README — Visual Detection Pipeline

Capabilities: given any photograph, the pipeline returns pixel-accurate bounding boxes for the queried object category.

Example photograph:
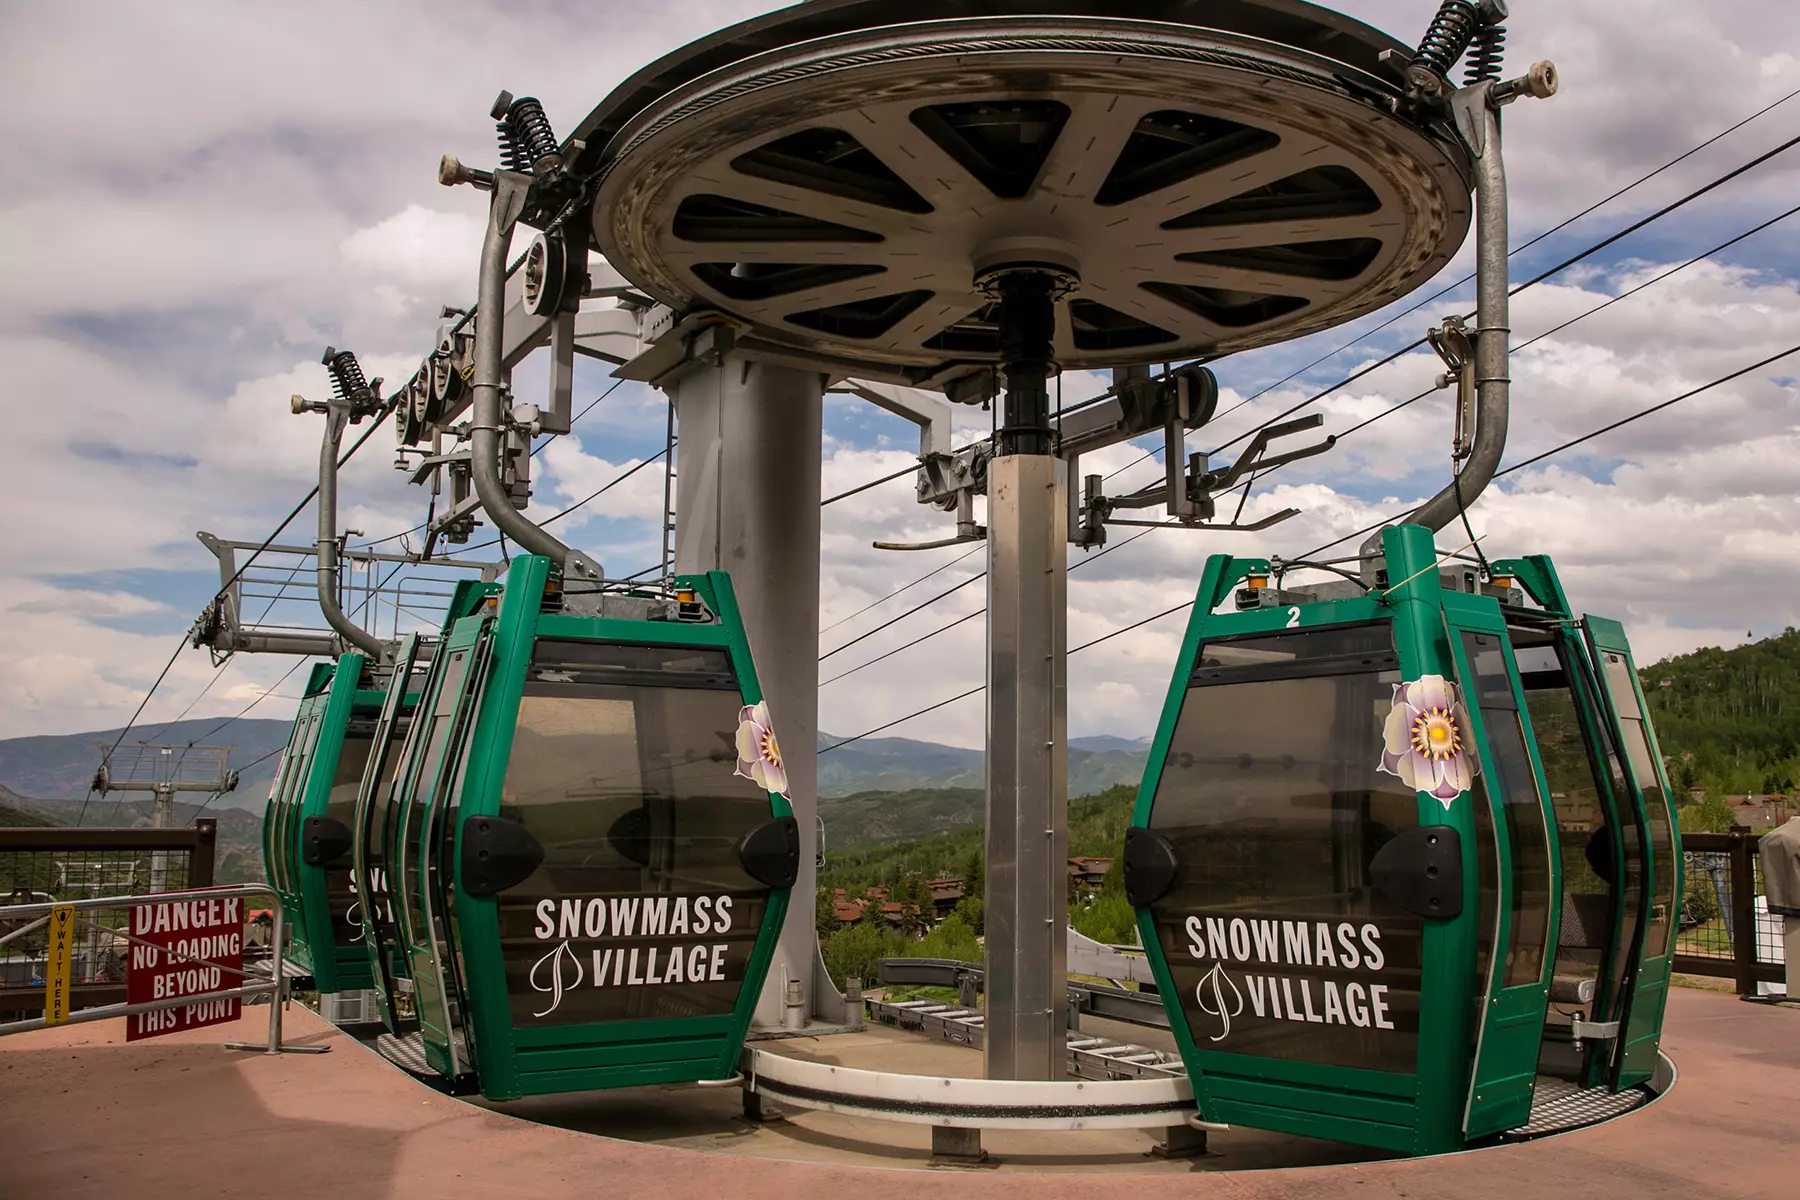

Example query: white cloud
[2,0,1799,753]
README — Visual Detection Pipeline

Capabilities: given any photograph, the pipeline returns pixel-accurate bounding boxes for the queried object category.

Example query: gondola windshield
[322,732,374,945]
[1142,623,1425,1073]
[498,639,775,1027]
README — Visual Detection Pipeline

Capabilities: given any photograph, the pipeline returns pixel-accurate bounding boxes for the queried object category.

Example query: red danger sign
[125,894,244,1042]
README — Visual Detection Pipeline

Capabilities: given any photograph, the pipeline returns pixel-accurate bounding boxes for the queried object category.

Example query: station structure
[12,0,1798,1184]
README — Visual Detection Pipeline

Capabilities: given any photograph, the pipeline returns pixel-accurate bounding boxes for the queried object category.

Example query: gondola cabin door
[1441,598,1561,1138]
[351,632,424,1033]
[1126,543,1465,1154]
[392,622,489,1079]
[1582,617,1681,1088]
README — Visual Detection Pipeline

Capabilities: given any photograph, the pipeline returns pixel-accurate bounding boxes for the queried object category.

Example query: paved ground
[1,988,1793,1199]
[482,1015,1389,1173]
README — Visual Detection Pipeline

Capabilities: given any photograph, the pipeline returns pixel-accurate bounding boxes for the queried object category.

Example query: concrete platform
[1,988,1794,1199]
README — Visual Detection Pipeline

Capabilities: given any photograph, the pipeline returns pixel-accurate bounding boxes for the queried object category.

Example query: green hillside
[821,784,1135,894]
[1642,627,1800,796]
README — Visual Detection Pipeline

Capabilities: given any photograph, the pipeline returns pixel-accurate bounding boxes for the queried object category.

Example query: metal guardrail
[0,884,326,1056]
[875,956,1171,1029]
[740,1043,1199,1130]
[865,997,1185,1081]
[1677,831,1784,994]
[0,822,218,1014]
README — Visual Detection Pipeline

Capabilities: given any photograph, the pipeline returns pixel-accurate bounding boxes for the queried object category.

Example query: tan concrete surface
[1,988,1794,1200]
[483,1020,1388,1172]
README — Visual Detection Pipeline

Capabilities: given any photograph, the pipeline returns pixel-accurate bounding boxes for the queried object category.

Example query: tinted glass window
[398,649,473,952]
[1593,719,1643,1022]
[1517,637,1621,1020]
[264,737,297,892]
[321,735,373,947]
[277,714,321,895]
[1470,766,1499,1016]
[355,719,410,952]
[1603,653,1675,958]
[495,640,774,1029]
[1147,627,1423,1073]
[1461,632,1552,989]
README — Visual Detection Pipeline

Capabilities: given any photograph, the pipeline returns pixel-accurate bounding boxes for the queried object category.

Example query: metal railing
[0,884,325,1055]
[1677,831,1784,994]
[0,822,217,1014]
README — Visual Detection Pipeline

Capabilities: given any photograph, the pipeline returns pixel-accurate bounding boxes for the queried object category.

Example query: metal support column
[666,356,824,1030]
[982,267,1070,1081]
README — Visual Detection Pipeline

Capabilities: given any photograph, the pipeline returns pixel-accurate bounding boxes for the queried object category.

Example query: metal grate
[375,1030,433,1075]
[1681,847,1735,961]
[1504,1075,1653,1140]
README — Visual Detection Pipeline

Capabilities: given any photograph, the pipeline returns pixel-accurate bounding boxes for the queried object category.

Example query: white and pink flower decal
[734,700,790,798]
[1379,674,1478,808]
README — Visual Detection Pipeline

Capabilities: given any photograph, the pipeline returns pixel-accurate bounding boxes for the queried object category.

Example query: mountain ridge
[0,721,1151,811]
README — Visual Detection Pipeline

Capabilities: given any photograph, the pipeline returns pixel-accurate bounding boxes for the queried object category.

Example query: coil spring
[1464,22,1506,86]
[1412,0,1479,77]
[321,346,368,404]
[494,95,559,174]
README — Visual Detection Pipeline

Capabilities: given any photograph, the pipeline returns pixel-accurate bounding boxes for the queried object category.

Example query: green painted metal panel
[352,633,423,1032]
[1131,527,1493,1157]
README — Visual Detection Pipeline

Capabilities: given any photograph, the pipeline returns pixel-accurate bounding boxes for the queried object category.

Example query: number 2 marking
[1286,607,1301,628]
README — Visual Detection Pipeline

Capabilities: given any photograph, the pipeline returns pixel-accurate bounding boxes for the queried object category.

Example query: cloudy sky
[2,0,1797,754]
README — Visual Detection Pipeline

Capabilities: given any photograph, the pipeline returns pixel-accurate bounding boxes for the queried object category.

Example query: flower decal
[734,701,790,798]
[1380,674,1478,808]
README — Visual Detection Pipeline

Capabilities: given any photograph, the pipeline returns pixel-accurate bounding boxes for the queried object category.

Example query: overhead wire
[105,93,1800,796]
[816,191,1800,691]
[79,407,394,825]
[1294,340,1800,567]
[816,110,1800,656]
[818,477,1254,689]
[820,341,1800,753]
[1190,81,1800,436]
[358,378,630,551]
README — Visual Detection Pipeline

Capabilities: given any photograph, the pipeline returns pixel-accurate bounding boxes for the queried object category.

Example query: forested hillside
[1642,627,1800,796]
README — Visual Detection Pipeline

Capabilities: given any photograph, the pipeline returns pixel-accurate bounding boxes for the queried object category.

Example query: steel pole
[666,356,824,1029]
[983,453,1068,1079]
[983,268,1070,1081]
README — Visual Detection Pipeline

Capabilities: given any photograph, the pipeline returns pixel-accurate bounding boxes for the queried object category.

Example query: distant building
[927,877,965,919]
[828,858,1118,929]
[1726,795,1796,832]
[1068,857,1112,891]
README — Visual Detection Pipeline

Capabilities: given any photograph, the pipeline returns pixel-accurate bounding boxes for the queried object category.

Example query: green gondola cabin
[1124,524,1681,1154]
[262,654,416,996]
[367,558,796,1099]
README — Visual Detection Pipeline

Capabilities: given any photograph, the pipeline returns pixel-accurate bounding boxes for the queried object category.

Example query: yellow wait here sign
[45,904,76,1025]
